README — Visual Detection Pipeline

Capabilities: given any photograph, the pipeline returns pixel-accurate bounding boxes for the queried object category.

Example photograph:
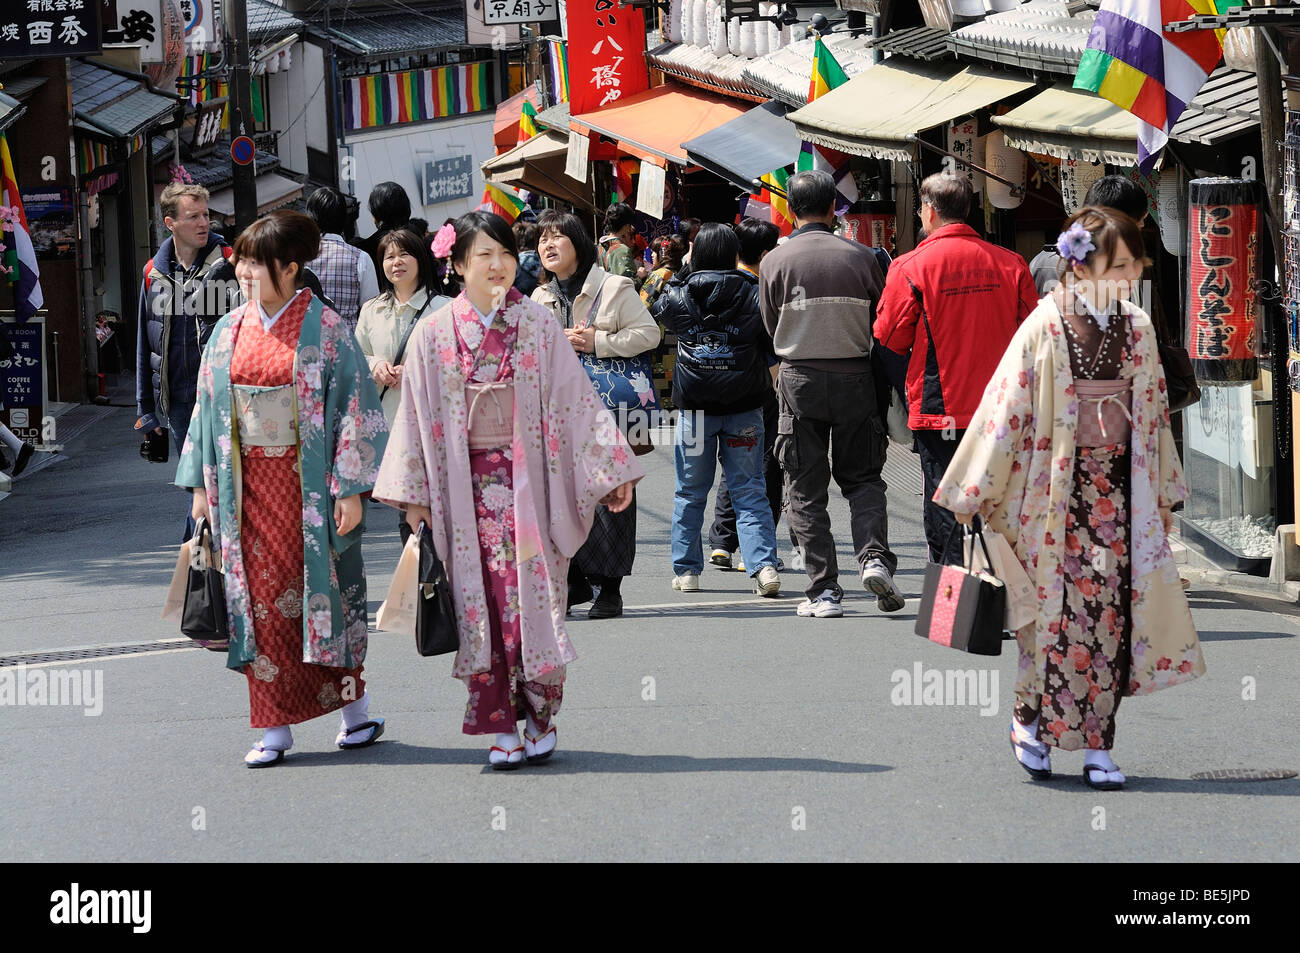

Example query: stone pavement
[1,403,1296,861]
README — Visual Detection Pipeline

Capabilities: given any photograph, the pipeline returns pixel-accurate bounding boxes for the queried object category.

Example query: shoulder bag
[914,521,1005,656]
[180,518,231,652]
[415,522,459,657]
[577,282,660,455]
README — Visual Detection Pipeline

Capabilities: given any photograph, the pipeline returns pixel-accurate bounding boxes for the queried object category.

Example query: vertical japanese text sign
[565,0,649,116]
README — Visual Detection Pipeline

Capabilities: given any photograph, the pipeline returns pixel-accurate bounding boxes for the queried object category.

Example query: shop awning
[208,172,303,218]
[996,71,1261,166]
[682,101,800,194]
[787,61,1036,162]
[481,130,596,210]
[0,91,24,135]
[494,86,541,152]
[568,84,749,167]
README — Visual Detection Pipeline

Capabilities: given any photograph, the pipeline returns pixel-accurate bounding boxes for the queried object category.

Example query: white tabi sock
[246,725,292,763]
[340,691,370,730]
[1084,748,1125,783]
[1012,716,1050,772]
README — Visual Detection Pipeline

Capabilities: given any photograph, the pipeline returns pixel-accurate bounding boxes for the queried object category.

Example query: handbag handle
[939,517,997,576]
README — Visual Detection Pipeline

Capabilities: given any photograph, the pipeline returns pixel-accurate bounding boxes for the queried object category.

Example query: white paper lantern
[692,0,708,46]
[666,0,683,42]
[1059,158,1105,215]
[766,4,782,51]
[1157,166,1186,257]
[753,6,769,56]
[680,0,693,45]
[728,16,740,55]
[264,51,279,73]
[739,21,756,57]
[984,131,1026,210]
[707,2,729,56]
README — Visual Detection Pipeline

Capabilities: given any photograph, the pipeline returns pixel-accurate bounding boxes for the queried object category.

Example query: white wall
[344,113,497,238]
[304,42,329,154]
[266,40,311,175]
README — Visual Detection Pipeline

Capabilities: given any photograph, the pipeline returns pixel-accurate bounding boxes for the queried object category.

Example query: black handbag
[181,520,230,651]
[914,521,1005,656]
[416,521,459,657]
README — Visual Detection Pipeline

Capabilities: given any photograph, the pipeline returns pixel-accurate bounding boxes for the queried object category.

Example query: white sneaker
[672,573,700,592]
[709,549,733,569]
[796,589,843,618]
[754,565,781,597]
[862,559,905,612]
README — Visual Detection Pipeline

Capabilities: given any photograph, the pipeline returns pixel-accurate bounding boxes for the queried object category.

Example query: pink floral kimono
[373,288,642,734]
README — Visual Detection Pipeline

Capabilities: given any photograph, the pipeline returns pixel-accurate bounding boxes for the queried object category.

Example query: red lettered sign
[565,0,649,115]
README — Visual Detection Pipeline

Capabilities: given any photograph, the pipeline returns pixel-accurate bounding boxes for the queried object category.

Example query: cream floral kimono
[934,296,1205,715]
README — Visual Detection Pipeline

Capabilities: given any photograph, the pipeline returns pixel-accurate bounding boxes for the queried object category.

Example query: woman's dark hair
[536,209,597,282]
[368,181,411,230]
[689,222,740,272]
[677,217,701,243]
[375,227,436,297]
[450,210,518,269]
[734,218,779,267]
[232,209,321,297]
[603,202,636,236]
[407,217,429,239]
[514,220,540,251]
[653,234,687,272]
[1061,205,1148,275]
[305,186,349,236]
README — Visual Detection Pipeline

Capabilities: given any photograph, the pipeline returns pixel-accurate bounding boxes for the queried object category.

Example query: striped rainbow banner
[344,63,492,131]
[549,41,569,104]
[77,139,113,176]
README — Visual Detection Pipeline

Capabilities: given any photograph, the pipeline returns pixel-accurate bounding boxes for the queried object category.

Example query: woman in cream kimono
[935,206,1204,791]
[373,211,642,769]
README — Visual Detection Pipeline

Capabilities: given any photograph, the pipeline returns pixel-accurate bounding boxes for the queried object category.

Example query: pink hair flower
[430,223,456,259]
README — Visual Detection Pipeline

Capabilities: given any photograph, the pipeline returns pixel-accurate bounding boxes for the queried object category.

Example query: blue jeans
[672,409,777,577]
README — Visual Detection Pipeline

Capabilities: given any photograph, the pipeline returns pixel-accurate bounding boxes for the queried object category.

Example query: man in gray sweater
[760,170,902,617]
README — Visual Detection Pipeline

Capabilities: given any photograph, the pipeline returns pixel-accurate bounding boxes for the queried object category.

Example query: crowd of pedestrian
[134,169,1199,787]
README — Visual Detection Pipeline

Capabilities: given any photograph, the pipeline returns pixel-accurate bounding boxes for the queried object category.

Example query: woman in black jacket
[652,223,780,597]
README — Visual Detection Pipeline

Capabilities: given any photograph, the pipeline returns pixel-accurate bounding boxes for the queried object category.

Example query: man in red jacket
[874,172,1038,562]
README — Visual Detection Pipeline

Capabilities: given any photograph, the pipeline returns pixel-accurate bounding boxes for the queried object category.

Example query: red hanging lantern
[1187,177,1260,384]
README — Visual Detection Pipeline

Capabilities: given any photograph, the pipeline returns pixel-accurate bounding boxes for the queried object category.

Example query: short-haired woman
[177,210,390,768]
[935,206,1204,790]
[373,211,642,768]
[531,210,661,619]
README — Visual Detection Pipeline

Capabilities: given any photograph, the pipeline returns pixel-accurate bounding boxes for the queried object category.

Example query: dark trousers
[914,427,966,563]
[167,399,196,542]
[709,394,783,552]
[774,364,895,599]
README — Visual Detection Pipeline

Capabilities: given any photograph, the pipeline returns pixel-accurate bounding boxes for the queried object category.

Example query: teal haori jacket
[175,292,389,672]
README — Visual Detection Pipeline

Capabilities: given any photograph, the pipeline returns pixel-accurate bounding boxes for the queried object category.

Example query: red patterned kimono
[452,304,563,735]
[231,302,365,727]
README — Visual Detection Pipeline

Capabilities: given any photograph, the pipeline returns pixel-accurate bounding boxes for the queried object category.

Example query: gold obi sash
[1074,378,1132,448]
[466,381,514,451]
[234,384,297,450]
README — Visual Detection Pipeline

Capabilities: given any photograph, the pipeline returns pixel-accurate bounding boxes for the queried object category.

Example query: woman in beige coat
[532,210,660,619]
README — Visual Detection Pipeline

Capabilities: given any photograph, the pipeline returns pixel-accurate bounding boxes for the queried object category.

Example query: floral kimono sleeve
[324,316,389,500]
[934,321,1041,520]
[372,320,435,509]
[175,337,220,491]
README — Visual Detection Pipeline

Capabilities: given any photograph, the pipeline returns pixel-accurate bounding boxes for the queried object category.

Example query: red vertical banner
[565,0,650,116]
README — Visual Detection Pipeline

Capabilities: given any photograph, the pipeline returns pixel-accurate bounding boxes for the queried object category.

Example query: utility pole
[225,0,258,230]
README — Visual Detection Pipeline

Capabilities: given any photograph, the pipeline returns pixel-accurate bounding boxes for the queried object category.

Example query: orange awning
[569,83,749,168]
[494,86,540,152]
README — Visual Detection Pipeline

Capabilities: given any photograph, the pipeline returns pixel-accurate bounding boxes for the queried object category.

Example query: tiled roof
[646,42,768,101]
[248,0,304,43]
[534,102,570,132]
[311,3,467,57]
[0,91,24,134]
[70,60,180,139]
[741,33,877,107]
[949,0,1095,76]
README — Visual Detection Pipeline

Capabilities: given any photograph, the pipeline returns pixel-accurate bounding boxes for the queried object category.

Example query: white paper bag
[161,518,221,623]
[964,530,1036,631]
[376,530,422,636]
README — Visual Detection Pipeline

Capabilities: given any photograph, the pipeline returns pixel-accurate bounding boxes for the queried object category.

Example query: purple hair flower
[1056,221,1096,266]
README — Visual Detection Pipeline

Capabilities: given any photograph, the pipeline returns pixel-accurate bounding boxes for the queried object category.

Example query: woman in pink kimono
[373,212,643,769]
[935,207,1203,791]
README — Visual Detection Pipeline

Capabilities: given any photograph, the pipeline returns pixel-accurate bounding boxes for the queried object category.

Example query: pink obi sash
[1074,378,1132,448]
[466,381,514,451]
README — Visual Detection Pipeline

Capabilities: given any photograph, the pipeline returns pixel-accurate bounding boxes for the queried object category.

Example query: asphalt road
[1,403,1296,861]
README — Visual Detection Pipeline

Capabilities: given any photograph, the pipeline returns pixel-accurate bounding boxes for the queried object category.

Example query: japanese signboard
[1187,177,1259,385]
[21,188,76,260]
[565,0,649,115]
[423,156,475,206]
[0,315,46,445]
[180,0,221,53]
[0,2,102,59]
[484,0,558,26]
